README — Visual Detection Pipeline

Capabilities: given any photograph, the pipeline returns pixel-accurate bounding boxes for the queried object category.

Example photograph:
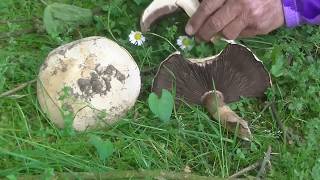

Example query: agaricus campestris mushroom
[152,43,271,141]
[140,0,200,32]
[37,36,141,131]
[141,0,224,42]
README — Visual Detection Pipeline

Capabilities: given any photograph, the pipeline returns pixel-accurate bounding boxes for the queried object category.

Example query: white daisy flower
[129,31,145,46]
[177,36,194,51]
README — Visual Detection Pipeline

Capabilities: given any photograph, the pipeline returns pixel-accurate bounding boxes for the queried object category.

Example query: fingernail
[185,24,194,35]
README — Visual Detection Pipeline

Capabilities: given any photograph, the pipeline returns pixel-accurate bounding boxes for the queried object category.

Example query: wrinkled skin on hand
[185,0,285,41]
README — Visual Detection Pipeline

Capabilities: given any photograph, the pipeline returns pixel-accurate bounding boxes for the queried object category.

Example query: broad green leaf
[271,55,284,77]
[89,135,114,162]
[148,89,174,122]
[6,175,17,180]
[0,0,13,13]
[43,3,93,37]
[270,45,284,77]
[158,90,174,121]
[148,93,159,116]
[270,45,282,64]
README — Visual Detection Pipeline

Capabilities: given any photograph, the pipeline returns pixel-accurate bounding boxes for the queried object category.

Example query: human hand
[185,0,285,41]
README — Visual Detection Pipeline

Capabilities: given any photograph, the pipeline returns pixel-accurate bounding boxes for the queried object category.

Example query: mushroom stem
[201,91,252,141]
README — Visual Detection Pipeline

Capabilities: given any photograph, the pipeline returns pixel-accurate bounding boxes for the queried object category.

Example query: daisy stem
[144,32,178,52]
[107,8,117,42]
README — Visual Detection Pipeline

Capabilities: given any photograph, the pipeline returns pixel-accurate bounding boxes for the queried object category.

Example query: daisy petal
[128,31,145,46]
[177,36,194,51]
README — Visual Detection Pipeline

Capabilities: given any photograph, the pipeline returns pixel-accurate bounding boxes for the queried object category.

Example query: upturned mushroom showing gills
[152,44,271,141]
[37,36,141,131]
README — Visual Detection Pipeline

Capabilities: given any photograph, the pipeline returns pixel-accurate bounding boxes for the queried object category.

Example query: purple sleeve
[282,0,320,27]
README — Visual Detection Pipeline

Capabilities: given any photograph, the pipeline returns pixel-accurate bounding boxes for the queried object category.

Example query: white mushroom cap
[140,0,200,32]
[37,36,141,131]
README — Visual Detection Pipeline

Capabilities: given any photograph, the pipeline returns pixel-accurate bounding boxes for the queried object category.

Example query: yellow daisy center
[182,38,191,46]
[134,33,142,40]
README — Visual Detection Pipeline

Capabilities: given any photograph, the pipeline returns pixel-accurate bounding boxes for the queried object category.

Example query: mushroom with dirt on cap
[152,43,271,141]
[37,36,141,131]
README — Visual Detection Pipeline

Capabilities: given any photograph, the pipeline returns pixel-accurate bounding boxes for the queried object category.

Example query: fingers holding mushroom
[186,0,285,40]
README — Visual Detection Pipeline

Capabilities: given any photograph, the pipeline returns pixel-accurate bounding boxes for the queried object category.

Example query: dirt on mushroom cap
[37,36,141,131]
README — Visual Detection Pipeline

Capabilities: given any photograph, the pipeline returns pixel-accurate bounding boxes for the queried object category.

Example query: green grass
[1,0,320,179]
